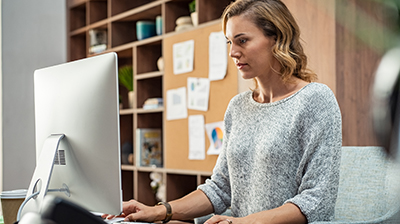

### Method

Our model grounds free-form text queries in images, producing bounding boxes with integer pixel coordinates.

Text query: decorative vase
[191,12,198,26]
[157,57,164,71]
[156,15,162,35]
[136,21,156,40]
[128,91,135,108]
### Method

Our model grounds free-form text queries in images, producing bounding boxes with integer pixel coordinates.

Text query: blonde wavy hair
[222,0,317,86]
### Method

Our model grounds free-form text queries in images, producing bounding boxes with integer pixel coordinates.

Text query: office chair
[18,195,107,224]
[372,45,400,159]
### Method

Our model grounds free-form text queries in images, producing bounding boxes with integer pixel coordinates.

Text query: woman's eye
[226,40,232,45]
[239,39,247,44]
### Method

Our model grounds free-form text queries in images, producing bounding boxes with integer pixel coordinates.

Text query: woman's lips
[236,63,247,70]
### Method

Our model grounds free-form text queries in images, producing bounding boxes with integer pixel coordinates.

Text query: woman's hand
[102,200,164,222]
[204,215,244,224]
[204,203,306,224]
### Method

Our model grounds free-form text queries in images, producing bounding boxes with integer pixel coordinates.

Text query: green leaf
[118,65,133,92]
[189,0,196,13]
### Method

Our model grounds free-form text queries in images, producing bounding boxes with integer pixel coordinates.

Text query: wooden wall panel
[282,0,337,94]
[284,0,390,147]
[335,0,388,146]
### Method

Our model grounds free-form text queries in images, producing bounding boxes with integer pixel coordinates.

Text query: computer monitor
[20,52,123,218]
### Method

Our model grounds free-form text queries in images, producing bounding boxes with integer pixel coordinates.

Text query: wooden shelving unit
[67,0,233,206]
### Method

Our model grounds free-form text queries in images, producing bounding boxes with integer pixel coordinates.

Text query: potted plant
[118,65,134,108]
[189,0,198,26]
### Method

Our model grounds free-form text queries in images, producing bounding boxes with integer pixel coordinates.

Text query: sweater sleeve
[197,99,234,214]
[285,89,342,222]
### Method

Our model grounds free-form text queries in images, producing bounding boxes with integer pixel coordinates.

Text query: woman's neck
[253,75,309,103]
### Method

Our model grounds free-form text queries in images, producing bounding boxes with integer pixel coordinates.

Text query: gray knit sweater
[198,82,342,223]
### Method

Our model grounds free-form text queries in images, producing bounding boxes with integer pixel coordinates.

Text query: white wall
[1,0,66,190]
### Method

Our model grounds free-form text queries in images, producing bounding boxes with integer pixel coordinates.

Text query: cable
[16,191,40,222]
[16,188,68,222]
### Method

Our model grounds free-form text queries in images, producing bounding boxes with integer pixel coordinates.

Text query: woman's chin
[240,72,255,80]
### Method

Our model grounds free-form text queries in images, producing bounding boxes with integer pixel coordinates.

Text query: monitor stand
[19,134,70,219]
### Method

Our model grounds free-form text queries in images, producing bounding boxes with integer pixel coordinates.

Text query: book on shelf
[89,44,107,54]
[143,98,163,110]
[89,29,107,54]
[136,128,163,167]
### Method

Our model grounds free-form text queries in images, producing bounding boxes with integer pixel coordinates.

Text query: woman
[105,0,342,223]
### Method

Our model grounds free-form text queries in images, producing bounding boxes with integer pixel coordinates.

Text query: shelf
[137,166,164,173]
[70,26,87,36]
[111,0,151,17]
[135,35,163,47]
[121,164,135,171]
[69,32,87,61]
[120,108,135,115]
[120,107,164,115]
[69,2,86,31]
[120,113,133,150]
[136,71,163,80]
[121,170,134,201]
[165,169,212,178]
[110,43,135,57]
[121,165,212,177]
[136,107,164,114]
[88,0,107,24]
[68,0,231,59]
[136,41,162,74]
[88,19,108,30]
[68,0,87,8]
[121,164,212,203]
[115,47,133,69]
[166,174,197,201]
[111,20,137,47]
[137,112,163,129]
[111,1,162,22]
[198,0,232,25]
[136,76,163,109]
[67,0,230,205]
[164,0,193,34]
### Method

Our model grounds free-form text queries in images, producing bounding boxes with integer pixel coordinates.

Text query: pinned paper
[188,115,205,160]
[187,77,210,111]
[166,87,187,120]
[173,40,195,75]
[209,31,228,81]
[205,121,224,155]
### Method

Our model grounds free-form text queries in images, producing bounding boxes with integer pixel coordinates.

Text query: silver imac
[20,52,123,218]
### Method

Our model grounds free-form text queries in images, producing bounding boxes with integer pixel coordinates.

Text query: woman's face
[225,15,279,80]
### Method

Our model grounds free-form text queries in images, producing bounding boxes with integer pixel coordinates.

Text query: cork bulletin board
[163,21,238,172]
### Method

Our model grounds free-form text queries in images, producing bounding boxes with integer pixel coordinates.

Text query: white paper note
[166,87,187,121]
[188,115,205,160]
[187,77,210,111]
[173,39,195,75]
[209,31,228,81]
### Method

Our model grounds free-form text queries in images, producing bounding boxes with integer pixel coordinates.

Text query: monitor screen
[21,52,122,217]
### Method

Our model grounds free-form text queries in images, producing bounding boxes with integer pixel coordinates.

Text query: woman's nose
[229,44,241,59]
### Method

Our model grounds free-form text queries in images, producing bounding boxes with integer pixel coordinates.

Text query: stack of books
[88,29,107,54]
[143,98,163,110]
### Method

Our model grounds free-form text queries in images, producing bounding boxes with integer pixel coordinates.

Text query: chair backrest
[334,146,400,221]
